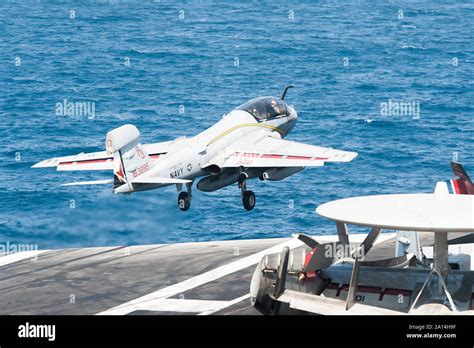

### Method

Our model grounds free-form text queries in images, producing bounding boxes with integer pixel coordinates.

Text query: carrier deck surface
[0,233,451,315]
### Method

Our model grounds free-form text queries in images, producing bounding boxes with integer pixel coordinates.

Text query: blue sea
[0,1,473,249]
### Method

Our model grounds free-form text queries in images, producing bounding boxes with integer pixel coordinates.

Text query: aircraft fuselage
[126,103,297,193]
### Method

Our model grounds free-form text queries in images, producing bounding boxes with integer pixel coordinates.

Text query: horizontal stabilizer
[132,177,191,184]
[62,179,113,186]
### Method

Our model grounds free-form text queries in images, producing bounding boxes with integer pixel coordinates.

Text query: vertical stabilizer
[106,124,152,193]
[449,162,473,194]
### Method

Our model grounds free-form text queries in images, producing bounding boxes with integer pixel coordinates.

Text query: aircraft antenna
[281,85,294,100]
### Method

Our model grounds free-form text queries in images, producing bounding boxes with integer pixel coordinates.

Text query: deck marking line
[198,293,251,315]
[136,298,234,313]
[97,239,302,315]
[0,250,49,267]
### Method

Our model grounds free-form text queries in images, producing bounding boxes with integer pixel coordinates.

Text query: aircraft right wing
[218,136,357,168]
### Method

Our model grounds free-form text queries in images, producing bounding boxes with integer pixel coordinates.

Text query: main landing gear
[178,182,192,211]
[238,172,256,211]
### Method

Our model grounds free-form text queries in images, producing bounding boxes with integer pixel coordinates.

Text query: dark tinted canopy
[235,97,289,121]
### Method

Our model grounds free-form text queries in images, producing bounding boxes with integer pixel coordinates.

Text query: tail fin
[449,161,473,195]
[106,124,152,192]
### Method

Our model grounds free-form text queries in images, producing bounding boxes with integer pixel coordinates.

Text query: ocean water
[0,1,473,249]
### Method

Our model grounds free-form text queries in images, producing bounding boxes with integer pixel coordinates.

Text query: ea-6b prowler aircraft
[33,86,357,211]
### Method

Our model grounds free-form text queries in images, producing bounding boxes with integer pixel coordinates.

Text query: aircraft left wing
[217,136,357,168]
[32,141,173,171]
[32,150,114,171]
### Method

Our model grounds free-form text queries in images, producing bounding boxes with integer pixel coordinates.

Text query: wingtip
[340,151,358,162]
[31,158,59,169]
[31,161,46,169]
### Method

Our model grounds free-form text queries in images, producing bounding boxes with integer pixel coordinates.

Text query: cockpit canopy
[235,97,289,121]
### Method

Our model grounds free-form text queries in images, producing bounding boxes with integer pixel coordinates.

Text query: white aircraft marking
[198,294,251,315]
[0,251,49,267]
[97,238,303,315]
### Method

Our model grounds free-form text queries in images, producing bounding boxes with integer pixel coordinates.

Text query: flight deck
[0,232,460,315]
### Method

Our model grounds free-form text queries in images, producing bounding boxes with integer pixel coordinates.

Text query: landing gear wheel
[178,192,191,211]
[242,190,256,211]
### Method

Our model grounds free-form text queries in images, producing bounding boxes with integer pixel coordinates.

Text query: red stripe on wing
[232,152,328,161]
[59,153,163,166]
[60,158,112,165]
